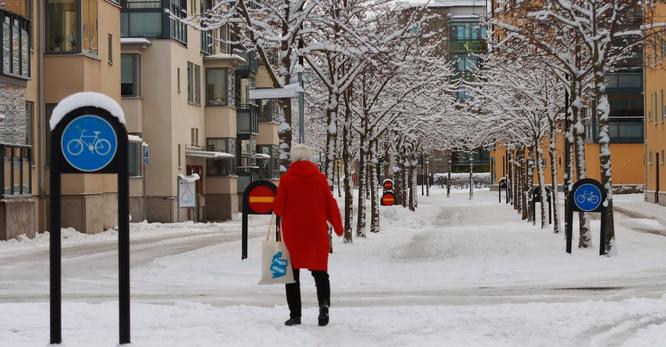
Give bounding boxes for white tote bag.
[258,215,295,285]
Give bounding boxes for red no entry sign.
[247,185,275,214]
[381,191,396,206]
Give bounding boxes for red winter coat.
[273,161,343,271]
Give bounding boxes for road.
[2,191,666,309]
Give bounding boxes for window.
[2,11,30,78]
[120,12,161,37]
[81,0,98,55]
[177,67,181,93]
[191,128,199,146]
[257,145,278,179]
[121,54,140,97]
[187,62,193,104]
[128,141,142,177]
[194,64,201,106]
[258,99,279,122]
[206,68,229,106]
[178,143,181,169]
[170,0,187,43]
[45,0,96,54]
[662,89,664,121]
[108,34,113,64]
[207,138,236,176]
[25,101,33,148]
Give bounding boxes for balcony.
[201,31,213,55]
[448,40,487,54]
[237,104,258,136]
[234,50,258,77]
[120,0,161,8]
[1,144,32,197]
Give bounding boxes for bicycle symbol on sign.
[576,191,600,205]
[66,129,112,156]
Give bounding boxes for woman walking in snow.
[273,144,343,326]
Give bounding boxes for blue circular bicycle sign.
[61,115,117,172]
[573,183,602,212]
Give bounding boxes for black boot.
[318,306,329,326]
[285,317,301,326]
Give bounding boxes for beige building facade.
[1,0,132,240]
[120,0,280,223]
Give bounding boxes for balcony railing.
[1,144,32,197]
[120,0,162,8]
[237,104,259,134]
[234,50,258,74]
[448,39,487,54]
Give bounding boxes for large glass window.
[1,11,30,78]
[120,12,162,37]
[206,138,236,176]
[206,68,229,106]
[46,0,78,53]
[45,0,97,54]
[170,0,187,43]
[121,54,140,96]
[449,22,486,41]
[128,141,142,177]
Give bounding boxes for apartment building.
[120,0,280,223]
[645,2,666,205]
[1,0,129,240]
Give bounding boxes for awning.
[186,150,235,159]
[252,153,271,159]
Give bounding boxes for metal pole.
[118,138,131,345]
[447,159,451,198]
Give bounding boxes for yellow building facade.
[645,2,666,205]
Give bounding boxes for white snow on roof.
[50,92,126,130]
[128,135,143,143]
[204,54,247,63]
[120,38,152,45]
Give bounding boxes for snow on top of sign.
[178,173,200,183]
[50,92,125,130]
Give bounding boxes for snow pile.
[49,92,125,130]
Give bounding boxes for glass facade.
[120,0,187,43]
[46,0,97,54]
[206,138,236,176]
[206,68,229,106]
[1,10,30,78]
[121,54,140,96]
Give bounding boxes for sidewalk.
[613,194,666,225]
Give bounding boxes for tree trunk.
[408,156,416,211]
[535,140,547,229]
[571,82,592,248]
[342,90,353,243]
[324,91,339,184]
[356,132,367,238]
[549,124,561,233]
[469,151,474,200]
[277,98,293,173]
[370,141,380,233]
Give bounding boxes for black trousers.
[285,268,330,319]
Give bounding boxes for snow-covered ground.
[2,189,666,346]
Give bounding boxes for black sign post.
[531,187,552,225]
[499,177,511,204]
[242,180,280,259]
[49,102,130,345]
[565,178,607,255]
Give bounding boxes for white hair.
[290,144,313,162]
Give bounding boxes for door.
[657,153,660,204]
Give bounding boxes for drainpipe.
[38,0,46,200]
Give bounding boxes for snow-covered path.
[2,189,666,346]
